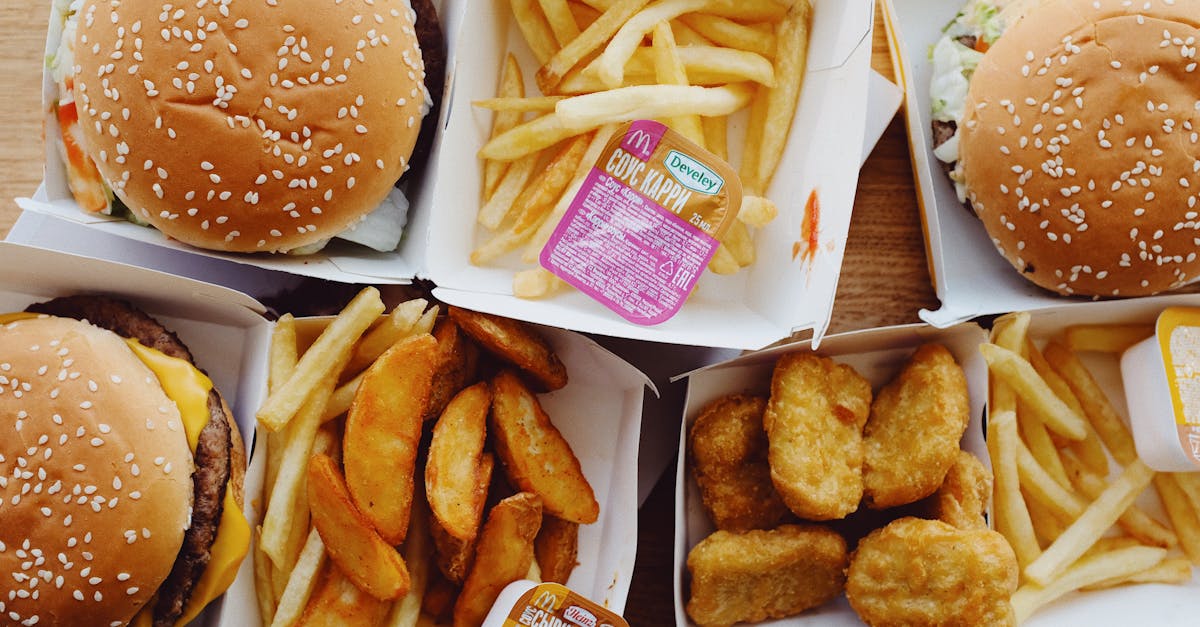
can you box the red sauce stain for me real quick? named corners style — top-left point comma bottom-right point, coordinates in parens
top-left (792, 189), bottom-right (820, 264)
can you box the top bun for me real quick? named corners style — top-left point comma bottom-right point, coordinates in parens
top-left (959, 0), bottom-right (1200, 296)
top-left (71, 0), bottom-right (428, 253)
top-left (0, 316), bottom-right (193, 626)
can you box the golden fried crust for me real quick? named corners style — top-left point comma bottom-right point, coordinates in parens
top-left (846, 517), bottom-right (1018, 627)
top-left (763, 354), bottom-right (872, 520)
top-left (686, 524), bottom-right (848, 627)
top-left (924, 449), bottom-right (992, 530)
top-left (690, 394), bottom-right (790, 531)
top-left (863, 344), bottom-right (971, 509)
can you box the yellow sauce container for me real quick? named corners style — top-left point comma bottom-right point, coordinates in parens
top-left (1121, 307), bottom-right (1200, 471)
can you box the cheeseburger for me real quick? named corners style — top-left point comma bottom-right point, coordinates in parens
top-left (0, 296), bottom-right (248, 627)
top-left (46, 0), bottom-right (445, 254)
top-left (930, 0), bottom-right (1200, 296)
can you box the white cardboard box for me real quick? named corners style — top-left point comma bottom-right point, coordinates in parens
top-left (672, 322), bottom-right (990, 626)
top-left (0, 241), bottom-right (649, 623)
top-left (18, 0), bottom-right (884, 351)
top-left (673, 302), bottom-right (1200, 625)
top-left (880, 0), bottom-right (1076, 328)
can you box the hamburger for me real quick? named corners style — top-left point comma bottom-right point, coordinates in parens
top-left (930, 0), bottom-right (1200, 296)
top-left (45, 0), bottom-right (445, 254)
top-left (0, 296), bottom-right (248, 626)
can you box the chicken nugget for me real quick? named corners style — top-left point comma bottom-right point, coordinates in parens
top-left (689, 394), bottom-right (790, 531)
top-left (923, 449), bottom-right (992, 529)
top-left (686, 524), bottom-right (848, 627)
top-left (764, 353), bottom-right (872, 520)
top-left (846, 517), bottom-right (1018, 627)
top-left (862, 344), bottom-right (970, 509)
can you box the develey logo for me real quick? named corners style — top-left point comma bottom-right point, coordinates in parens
top-left (664, 150), bottom-right (724, 195)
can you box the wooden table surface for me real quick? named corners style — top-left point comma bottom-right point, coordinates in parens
top-left (0, 2), bottom-right (938, 624)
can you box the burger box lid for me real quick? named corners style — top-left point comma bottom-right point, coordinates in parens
top-left (0, 241), bottom-right (652, 623)
top-left (425, 0), bottom-right (877, 351)
top-left (671, 321), bottom-right (990, 625)
top-left (879, 0), bottom-right (1099, 329)
top-left (15, 0), bottom-right (900, 351)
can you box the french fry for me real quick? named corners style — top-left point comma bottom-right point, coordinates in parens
top-left (264, 314), bottom-right (299, 511)
top-left (452, 493), bottom-right (544, 627)
top-left (701, 115), bottom-right (728, 161)
top-left (678, 13), bottom-right (776, 57)
top-left (593, 0), bottom-right (715, 88)
top-left (386, 474), bottom-right (435, 627)
top-left (988, 408), bottom-right (1042, 568)
top-left (568, 0), bottom-right (602, 28)
top-left (425, 317), bottom-right (482, 422)
top-left (707, 244), bottom-right (740, 275)
top-left (513, 267), bottom-right (568, 299)
top-left (739, 85), bottom-right (769, 195)
top-left (253, 535), bottom-right (277, 626)
top-left (536, 0), bottom-right (652, 93)
top-left (344, 334), bottom-right (437, 545)
top-left (1011, 545), bottom-right (1168, 623)
top-left (1082, 556), bottom-right (1193, 590)
top-left (1023, 459), bottom-right (1156, 585)
top-left (478, 152), bottom-right (541, 228)
top-left (1063, 324), bottom-right (1153, 354)
top-left (554, 83), bottom-right (755, 132)
top-left (756, 0), bottom-right (812, 191)
top-left (559, 47), bottom-right (775, 93)
top-left (522, 123), bottom-right (618, 263)
top-left (511, 0), bottom-right (559, 64)
top-left (1059, 450), bottom-right (1177, 549)
top-left (575, 0), bottom-right (788, 20)
top-left (472, 133), bottom-right (592, 265)
top-left (1015, 439), bottom-right (1081, 522)
top-left (431, 453), bottom-right (495, 584)
top-left (1043, 342), bottom-right (1138, 463)
top-left (1025, 496), bottom-right (1070, 547)
top-left (722, 219), bottom-right (756, 267)
top-left (651, 22), bottom-right (705, 147)
top-left (491, 370), bottom-right (598, 523)
top-left (991, 311), bottom-right (1031, 355)
top-left (343, 299), bottom-right (430, 379)
top-left (260, 350), bottom-right (346, 567)
top-left (980, 343), bottom-right (1088, 441)
top-left (671, 19), bottom-right (713, 46)
top-left (538, 0), bottom-right (581, 46)
top-left (1026, 339), bottom-right (1109, 475)
top-left (1153, 473), bottom-right (1200, 564)
top-left (270, 529), bottom-right (326, 627)
top-left (483, 55), bottom-right (526, 200)
top-left (307, 453), bottom-right (411, 601)
top-left (297, 562), bottom-right (392, 626)
top-left (473, 95), bottom-right (564, 112)
top-left (426, 383), bottom-right (492, 541)
top-left (449, 307), bottom-right (568, 392)
top-left (258, 287), bottom-right (384, 431)
top-left (1017, 401), bottom-right (1071, 490)
top-left (738, 195), bottom-right (778, 227)
top-left (535, 515), bottom-right (580, 584)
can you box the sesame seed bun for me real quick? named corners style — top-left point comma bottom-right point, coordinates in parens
top-left (71, 0), bottom-right (429, 253)
top-left (958, 0), bottom-right (1200, 296)
top-left (0, 316), bottom-right (194, 626)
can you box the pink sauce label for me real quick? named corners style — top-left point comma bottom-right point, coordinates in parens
top-left (540, 120), bottom-right (741, 325)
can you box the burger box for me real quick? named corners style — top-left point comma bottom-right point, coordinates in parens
top-left (15, 0), bottom-right (893, 352)
top-left (671, 321), bottom-right (990, 626)
top-left (878, 0), bottom-right (1087, 328)
top-left (0, 241), bottom-right (652, 623)
top-left (672, 299), bottom-right (1200, 626)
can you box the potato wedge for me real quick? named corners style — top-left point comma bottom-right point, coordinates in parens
top-left (535, 515), bottom-right (580, 584)
top-left (298, 562), bottom-right (392, 627)
top-left (490, 370), bottom-right (598, 523)
top-left (426, 317), bottom-right (482, 421)
top-left (307, 454), bottom-right (410, 601)
top-left (344, 334), bottom-right (438, 545)
top-left (453, 493), bottom-right (544, 627)
top-left (430, 454), bottom-right (492, 585)
top-left (449, 307), bottom-right (568, 392)
top-left (427, 383), bottom-right (493, 541)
